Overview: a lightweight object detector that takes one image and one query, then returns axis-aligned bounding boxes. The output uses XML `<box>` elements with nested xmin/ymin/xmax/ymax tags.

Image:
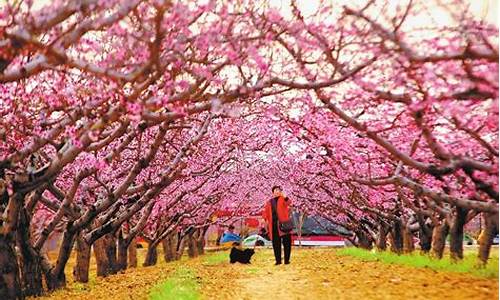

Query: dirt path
<box><xmin>201</xmin><ymin>248</ymin><xmax>498</xmax><ymax>300</ymax></box>
<box><xmin>30</xmin><ymin>248</ymin><xmax>498</xmax><ymax>300</ymax></box>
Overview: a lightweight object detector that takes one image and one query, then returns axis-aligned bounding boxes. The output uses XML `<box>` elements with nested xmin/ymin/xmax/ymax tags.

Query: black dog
<box><xmin>229</xmin><ymin>242</ymin><xmax>255</xmax><ymax>264</ymax></box>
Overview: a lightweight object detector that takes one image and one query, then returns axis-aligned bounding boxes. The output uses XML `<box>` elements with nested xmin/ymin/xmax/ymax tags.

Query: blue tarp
<box><xmin>220</xmin><ymin>232</ymin><xmax>241</xmax><ymax>244</ymax></box>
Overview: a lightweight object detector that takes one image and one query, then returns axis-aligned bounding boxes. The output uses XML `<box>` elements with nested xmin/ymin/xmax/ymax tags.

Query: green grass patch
<box><xmin>337</xmin><ymin>247</ymin><xmax>499</xmax><ymax>279</ymax></box>
<box><xmin>71</xmin><ymin>274</ymin><xmax>97</xmax><ymax>292</ymax></box>
<box><xmin>149</xmin><ymin>267</ymin><xmax>200</xmax><ymax>300</ymax></box>
<box><xmin>245</xmin><ymin>267</ymin><xmax>259</xmax><ymax>274</ymax></box>
<box><xmin>203</xmin><ymin>251</ymin><xmax>228</xmax><ymax>266</ymax></box>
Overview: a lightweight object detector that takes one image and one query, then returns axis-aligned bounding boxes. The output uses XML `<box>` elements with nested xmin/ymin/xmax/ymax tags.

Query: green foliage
<box><xmin>203</xmin><ymin>251</ymin><xmax>228</xmax><ymax>266</ymax></box>
<box><xmin>245</xmin><ymin>267</ymin><xmax>259</xmax><ymax>274</ymax></box>
<box><xmin>337</xmin><ymin>247</ymin><xmax>499</xmax><ymax>279</ymax></box>
<box><xmin>149</xmin><ymin>267</ymin><xmax>200</xmax><ymax>300</ymax></box>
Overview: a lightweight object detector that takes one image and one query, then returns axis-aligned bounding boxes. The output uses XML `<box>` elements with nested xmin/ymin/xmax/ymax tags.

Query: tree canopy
<box><xmin>0</xmin><ymin>0</ymin><xmax>497</xmax><ymax>298</ymax></box>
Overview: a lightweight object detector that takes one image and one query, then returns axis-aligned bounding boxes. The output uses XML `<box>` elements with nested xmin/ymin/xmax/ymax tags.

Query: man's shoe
<box><xmin>284</xmin><ymin>261</ymin><xmax>290</xmax><ymax>265</ymax></box>
<box><xmin>275</xmin><ymin>262</ymin><xmax>282</xmax><ymax>265</ymax></box>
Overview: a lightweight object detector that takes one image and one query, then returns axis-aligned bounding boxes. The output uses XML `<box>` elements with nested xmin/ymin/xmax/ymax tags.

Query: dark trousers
<box><xmin>272</xmin><ymin>222</ymin><xmax>291</xmax><ymax>263</ymax></box>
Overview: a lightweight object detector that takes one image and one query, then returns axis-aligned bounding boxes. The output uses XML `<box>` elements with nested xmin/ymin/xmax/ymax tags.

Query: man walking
<box><xmin>262</xmin><ymin>185</ymin><xmax>293</xmax><ymax>265</ymax></box>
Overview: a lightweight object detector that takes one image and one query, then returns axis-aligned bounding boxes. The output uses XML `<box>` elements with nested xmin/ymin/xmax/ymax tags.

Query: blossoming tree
<box><xmin>0</xmin><ymin>0</ymin><xmax>497</xmax><ymax>298</ymax></box>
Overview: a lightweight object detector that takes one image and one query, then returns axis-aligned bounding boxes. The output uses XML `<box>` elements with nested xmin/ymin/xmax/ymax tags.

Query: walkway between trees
<box><xmin>221</xmin><ymin>248</ymin><xmax>497</xmax><ymax>300</ymax></box>
<box><xmin>32</xmin><ymin>248</ymin><xmax>498</xmax><ymax>300</ymax></box>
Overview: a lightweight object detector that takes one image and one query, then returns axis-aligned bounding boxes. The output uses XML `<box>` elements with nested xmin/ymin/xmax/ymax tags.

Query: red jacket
<box><xmin>262</xmin><ymin>196</ymin><xmax>292</xmax><ymax>240</ymax></box>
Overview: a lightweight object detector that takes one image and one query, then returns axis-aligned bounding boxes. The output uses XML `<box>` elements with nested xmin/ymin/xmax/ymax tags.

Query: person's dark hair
<box><xmin>232</xmin><ymin>241</ymin><xmax>240</xmax><ymax>246</ymax></box>
<box><xmin>271</xmin><ymin>185</ymin><xmax>282</xmax><ymax>192</ymax></box>
<box><xmin>228</xmin><ymin>225</ymin><xmax>235</xmax><ymax>230</ymax></box>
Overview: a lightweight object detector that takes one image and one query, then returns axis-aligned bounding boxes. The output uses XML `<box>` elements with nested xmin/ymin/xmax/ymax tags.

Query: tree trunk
<box><xmin>418</xmin><ymin>222</ymin><xmax>433</xmax><ymax>253</ymax></box>
<box><xmin>16</xmin><ymin>208</ymin><xmax>43</xmax><ymax>297</ymax></box>
<box><xmin>297</xmin><ymin>213</ymin><xmax>305</xmax><ymax>248</ymax></box>
<box><xmin>196</xmin><ymin>228</ymin><xmax>206</xmax><ymax>256</ymax></box>
<box><xmin>356</xmin><ymin>231</ymin><xmax>373</xmax><ymax>250</ymax></box>
<box><xmin>375</xmin><ymin>223</ymin><xmax>388</xmax><ymax>251</ymax></box>
<box><xmin>478</xmin><ymin>213</ymin><xmax>499</xmax><ymax>265</ymax></box>
<box><xmin>389</xmin><ymin>221</ymin><xmax>404</xmax><ymax>254</ymax></box>
<box><xmin>17</xmin><ymin>247</ymin><xmax>43</xmax><ymax>297</ymax></box>
<box><xmin>431</xmin><ymin>221</ymin><xmax>449</xmax><ymax>259</ymax></box>
<box><xmin>143</xmin><ymin>242</ymin><xmax>158</xmax><ymax>267</ymax></box>
<box><xmin>128</xmin><ymin>239</ymin><xmax>137</xmax><ymax>268</ymax></box>
<box><xmin>176</xmin><ymin>235</ymin><xmax>186</xmax><ymax>260</ymax></box>
<box><xmin>187</xmin><ymin>231</ymin><xmax>199</xmax><ymax>258</ymax></box>
<box><xmin>94</xmin><ymin>238</ymin><xmax>110</xmax><ymax>277</ymax></box>
<box><xmin>46</xmin><ymin>226</ymin><xmax>76</xmax><ymax>291</ymax></box>
<box><xmin>215</xmin><ymin>229</ymin><xmax>222</xmax><ymax>246</ymax></box>
<box><xmin>0</xmin><ymin>235</ymin><xmax>22</xmax><ymax>300</ymax></box>
<box><xmin>402</xmin><ymin>226</ymin><xmax>415</xmax><ymax>253</ymax></box>
<box><xmin>73</xmin><ymin>233</ymin><xmax>91</xmax><ymax>283</ymax></box>
<box><xmin>94</xmin><ymin>233</ymin><xmax>117</xmax><ymax>277</ymax></box>
<box><xmin>106</xmin><ymin>235</ymin><xmax>118</xmax><ymax>274</ymax></box>
<box><xmin>449</xmin><ymin>206</ymin><xmax>468</xmax><ymax>261</ymax></box>
<box><xmin>162</xmin><ymin>232</ymin><xmax>178</xmax><ymax>262</ymax></box>
<box><xmin>117</xmin><ymin>233</ymin><xmax>128</xmax><ymax>271</ymax></box>
<box><xmin>196</xmin><ymin>238</ymin><xmax>205</xmax><ymax>255</ymax></box>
